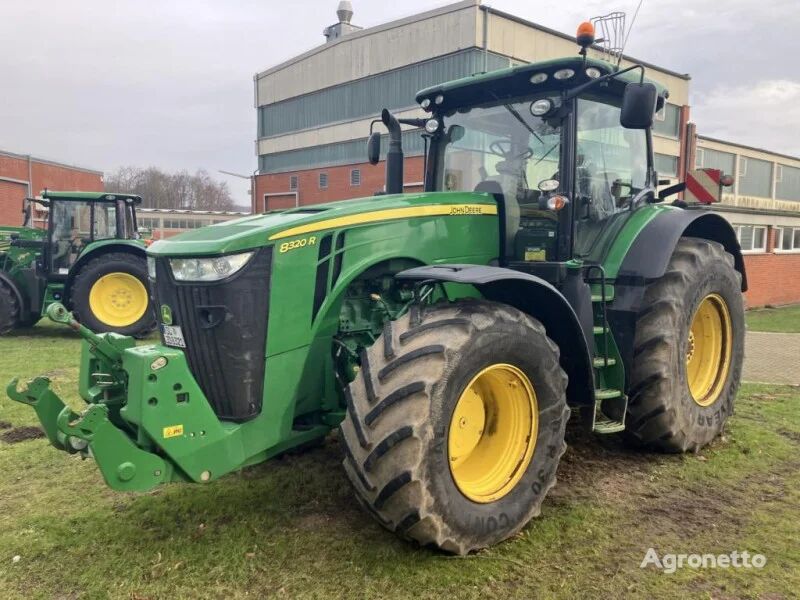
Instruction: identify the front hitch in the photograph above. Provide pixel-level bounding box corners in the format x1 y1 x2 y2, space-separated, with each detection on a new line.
6 304 173 491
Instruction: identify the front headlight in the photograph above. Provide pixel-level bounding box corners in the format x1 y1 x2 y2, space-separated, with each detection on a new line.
169 251 255 282
147 256 157 280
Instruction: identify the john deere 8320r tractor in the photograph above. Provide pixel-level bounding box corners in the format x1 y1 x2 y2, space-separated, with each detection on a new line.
0 191 154 336
9 30 745 554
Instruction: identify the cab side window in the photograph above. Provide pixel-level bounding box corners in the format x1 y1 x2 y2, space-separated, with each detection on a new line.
576 99 647 219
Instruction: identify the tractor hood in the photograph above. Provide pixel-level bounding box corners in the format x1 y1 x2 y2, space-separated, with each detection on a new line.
146 191 498 256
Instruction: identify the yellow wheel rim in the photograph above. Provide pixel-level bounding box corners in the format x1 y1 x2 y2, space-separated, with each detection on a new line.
88 272 148 328
686 294 732 407
448 364 538 503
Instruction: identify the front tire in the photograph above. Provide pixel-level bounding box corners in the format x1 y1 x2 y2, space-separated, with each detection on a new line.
340 300 569 554
626 237 744 452
71 252 156 337
0 282 20 335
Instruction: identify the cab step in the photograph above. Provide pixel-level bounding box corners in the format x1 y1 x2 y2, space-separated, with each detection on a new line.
595 388 622 400
592 357 617 368
590 284 615 303
593 418 626 434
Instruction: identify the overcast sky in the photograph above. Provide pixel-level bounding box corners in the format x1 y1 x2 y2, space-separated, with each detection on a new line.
1 0 797 206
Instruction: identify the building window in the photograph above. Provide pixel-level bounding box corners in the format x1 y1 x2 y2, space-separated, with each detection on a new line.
654 153 678 178
738 156 773 198
319 172 328 189
734 224 768 253
652 103 680 138
776 163 800 202
350 169 361 187
289 175 298 191
695 147 736 175
776 226 800 252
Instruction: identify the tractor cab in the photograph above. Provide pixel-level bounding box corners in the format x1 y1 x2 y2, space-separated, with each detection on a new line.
1 191 154 336
38 191 142 277
417 56 665 278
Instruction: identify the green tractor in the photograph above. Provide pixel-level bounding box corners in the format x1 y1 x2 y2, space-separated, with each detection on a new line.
9 39 745 554
0 191 155 336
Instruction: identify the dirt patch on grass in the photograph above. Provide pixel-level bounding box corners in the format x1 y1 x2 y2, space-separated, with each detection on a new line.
0 425 46 444
549 422 659 505
0 420 11 430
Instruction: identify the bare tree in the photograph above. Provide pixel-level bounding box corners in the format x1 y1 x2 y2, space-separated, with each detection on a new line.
105 166 235 211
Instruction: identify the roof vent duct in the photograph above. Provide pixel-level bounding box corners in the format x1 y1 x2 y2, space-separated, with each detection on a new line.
324 1 362 42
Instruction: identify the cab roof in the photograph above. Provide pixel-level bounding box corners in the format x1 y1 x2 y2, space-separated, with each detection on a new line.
416 56 669 113
41 190 142 204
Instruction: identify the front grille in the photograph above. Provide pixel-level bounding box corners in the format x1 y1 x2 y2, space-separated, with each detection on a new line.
153 247 273 421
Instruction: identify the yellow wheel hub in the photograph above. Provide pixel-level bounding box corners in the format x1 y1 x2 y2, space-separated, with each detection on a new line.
88 272 148 327
448 364 538 503
686 293 732 407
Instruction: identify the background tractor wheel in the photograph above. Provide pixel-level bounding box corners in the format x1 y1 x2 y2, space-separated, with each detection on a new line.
340 300 569 554
0 282 20 335
626 237 744 453
71 252 156 337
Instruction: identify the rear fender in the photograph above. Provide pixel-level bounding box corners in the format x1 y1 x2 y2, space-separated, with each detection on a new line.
396 264 595 408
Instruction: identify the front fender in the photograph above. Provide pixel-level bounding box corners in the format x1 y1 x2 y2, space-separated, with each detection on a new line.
397 264 595 409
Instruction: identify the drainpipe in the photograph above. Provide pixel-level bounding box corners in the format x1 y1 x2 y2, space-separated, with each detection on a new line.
27 154 33 197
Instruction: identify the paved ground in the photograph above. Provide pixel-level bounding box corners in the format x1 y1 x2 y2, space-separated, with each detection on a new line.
744 330 800 384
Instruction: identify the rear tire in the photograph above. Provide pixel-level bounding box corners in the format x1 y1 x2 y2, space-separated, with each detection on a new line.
340 300 569 554
71 252 156 337
626 237 744 452
0 282 20 335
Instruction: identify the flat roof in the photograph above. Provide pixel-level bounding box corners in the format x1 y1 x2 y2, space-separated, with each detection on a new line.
698 135 800 164
0 148 104 176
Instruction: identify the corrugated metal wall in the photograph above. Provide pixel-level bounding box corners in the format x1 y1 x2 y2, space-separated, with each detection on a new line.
258 50 510 139
259 129 426 174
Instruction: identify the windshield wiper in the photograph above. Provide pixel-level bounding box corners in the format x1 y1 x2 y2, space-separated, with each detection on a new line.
490 92 545 146
534 141 559 166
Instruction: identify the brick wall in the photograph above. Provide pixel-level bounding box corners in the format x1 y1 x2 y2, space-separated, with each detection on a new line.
254 157 425 212
743 253 800 308
0 152 103 226
743 228 800 308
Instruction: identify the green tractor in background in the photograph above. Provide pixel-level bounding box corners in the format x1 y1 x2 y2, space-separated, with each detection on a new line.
0 191 155 336
9 30 745 555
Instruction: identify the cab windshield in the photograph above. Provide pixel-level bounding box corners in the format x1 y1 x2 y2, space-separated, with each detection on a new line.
435 96 562 259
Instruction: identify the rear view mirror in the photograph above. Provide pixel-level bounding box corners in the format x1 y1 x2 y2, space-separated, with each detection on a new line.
367 132 381 165
620 82 658 129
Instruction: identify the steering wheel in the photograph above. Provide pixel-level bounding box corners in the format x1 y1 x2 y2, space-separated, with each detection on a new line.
489 140 534 162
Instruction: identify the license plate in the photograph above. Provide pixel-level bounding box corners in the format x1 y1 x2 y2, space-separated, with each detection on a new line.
162 325 186 348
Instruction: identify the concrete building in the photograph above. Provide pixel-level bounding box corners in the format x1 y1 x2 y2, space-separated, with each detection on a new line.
0 149 104 226
252 0 800 307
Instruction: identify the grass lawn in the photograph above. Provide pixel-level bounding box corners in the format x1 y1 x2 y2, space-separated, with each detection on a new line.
746 304 800 333
1 323 798 599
